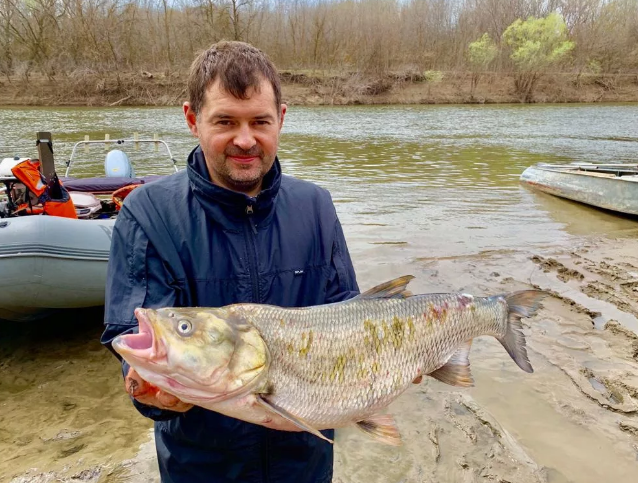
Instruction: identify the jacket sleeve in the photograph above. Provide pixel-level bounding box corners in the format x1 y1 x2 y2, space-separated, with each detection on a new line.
100 206 183 421
325 217 360 304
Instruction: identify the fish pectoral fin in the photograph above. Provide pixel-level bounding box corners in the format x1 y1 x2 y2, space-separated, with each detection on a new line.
358 275 415 300
256 396 333 444
429 340 474 387
356 413 402 446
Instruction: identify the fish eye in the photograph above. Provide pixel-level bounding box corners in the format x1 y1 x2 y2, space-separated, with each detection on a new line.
177 319 193 336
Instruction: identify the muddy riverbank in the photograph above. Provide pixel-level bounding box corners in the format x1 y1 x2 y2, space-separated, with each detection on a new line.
0 308 152 483
3 233 638 483
0 71 637 107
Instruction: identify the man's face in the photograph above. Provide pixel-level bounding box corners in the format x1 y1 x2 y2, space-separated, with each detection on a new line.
184 78 286 197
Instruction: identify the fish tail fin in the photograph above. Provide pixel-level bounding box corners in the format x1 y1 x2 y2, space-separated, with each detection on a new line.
497 290 545 373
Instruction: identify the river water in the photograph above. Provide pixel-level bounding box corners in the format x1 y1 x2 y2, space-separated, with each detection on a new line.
1 104 638 483
2 104 637 256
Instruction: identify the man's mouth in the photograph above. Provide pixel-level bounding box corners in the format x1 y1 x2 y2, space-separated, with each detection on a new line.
228 155 259 165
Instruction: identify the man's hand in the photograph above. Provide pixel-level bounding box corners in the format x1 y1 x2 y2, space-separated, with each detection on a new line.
125 367 193 412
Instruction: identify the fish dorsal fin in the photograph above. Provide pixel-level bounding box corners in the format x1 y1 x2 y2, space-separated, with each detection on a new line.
359 275 415 300
356 413 402 446
429 340 474 387
256 396 333 444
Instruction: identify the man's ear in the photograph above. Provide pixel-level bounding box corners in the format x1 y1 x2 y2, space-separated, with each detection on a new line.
183 102 198 137
279 104 287 131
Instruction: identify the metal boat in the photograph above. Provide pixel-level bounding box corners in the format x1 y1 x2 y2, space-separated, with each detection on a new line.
520 163 638 216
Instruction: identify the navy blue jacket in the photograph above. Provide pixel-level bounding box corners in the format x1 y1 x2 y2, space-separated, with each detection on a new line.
101 146 359 483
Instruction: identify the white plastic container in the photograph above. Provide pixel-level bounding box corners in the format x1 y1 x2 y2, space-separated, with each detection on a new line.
0 156 29 178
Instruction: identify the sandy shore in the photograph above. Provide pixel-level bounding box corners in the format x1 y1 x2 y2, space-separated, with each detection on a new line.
5 233 638 483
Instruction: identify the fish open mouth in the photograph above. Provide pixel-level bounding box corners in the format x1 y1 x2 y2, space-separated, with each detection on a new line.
112 307 269 403
113 308 166 361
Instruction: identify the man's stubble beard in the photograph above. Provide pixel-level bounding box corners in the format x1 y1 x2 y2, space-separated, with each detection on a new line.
217 151 275 194
222 162 263 192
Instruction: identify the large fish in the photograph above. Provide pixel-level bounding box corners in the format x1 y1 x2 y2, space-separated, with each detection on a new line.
112 276 544 445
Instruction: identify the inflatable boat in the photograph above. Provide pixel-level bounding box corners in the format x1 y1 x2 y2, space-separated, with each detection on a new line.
0 136 179 321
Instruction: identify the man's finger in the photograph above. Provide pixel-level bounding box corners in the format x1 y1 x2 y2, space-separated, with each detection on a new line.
156 391 194 412
157 390 182 407
126 377 145 397
124 367 192 412
125 368 155 398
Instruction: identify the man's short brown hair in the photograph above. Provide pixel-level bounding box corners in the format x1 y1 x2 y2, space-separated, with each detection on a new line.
187 41 282 115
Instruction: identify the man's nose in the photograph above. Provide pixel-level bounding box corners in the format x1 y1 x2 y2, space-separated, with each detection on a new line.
233 124 256 150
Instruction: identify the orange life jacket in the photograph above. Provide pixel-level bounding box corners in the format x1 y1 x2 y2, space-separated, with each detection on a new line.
11 159 78 219
112 184 140 210
14 203 45 215
11 159 47 196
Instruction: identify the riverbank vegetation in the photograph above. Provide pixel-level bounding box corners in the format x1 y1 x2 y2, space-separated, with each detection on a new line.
0 0 637 106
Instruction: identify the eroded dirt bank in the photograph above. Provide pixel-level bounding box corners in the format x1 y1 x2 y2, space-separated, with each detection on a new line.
3 235 638 483
0 71 637 107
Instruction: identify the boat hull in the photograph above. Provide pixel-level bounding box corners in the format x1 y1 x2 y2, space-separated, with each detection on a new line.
0 216 114 321
520 165 638 216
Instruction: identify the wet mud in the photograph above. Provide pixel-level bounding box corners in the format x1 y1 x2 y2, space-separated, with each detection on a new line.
3 236 638 482
335 234 638 483
0 310 152 483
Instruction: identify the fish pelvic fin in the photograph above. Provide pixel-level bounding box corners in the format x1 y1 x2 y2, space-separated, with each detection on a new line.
356 413 402 446
498 290 546 373
256 396 333 444
359 275 415 300
429 340 474 387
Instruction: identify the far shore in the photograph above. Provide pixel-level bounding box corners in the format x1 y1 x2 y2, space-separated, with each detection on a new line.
1 71 637 108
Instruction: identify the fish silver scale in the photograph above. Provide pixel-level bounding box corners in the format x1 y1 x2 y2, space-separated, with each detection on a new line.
232 293 507 428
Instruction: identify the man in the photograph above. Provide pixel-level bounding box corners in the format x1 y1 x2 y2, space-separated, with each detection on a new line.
101 41 359 482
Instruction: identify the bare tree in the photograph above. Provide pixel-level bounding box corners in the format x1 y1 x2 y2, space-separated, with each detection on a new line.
222 0 259 41
0 0 16 79
0 0 636 87
4 0 63 80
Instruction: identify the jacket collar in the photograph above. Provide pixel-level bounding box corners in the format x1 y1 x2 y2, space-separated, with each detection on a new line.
187 145 281 228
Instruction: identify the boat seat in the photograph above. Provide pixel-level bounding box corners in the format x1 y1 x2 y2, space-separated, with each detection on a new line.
69 192 102 218
61 175 165 194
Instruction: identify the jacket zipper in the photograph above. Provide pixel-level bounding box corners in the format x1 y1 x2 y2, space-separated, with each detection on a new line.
247 204 269 480
245 204 260 303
